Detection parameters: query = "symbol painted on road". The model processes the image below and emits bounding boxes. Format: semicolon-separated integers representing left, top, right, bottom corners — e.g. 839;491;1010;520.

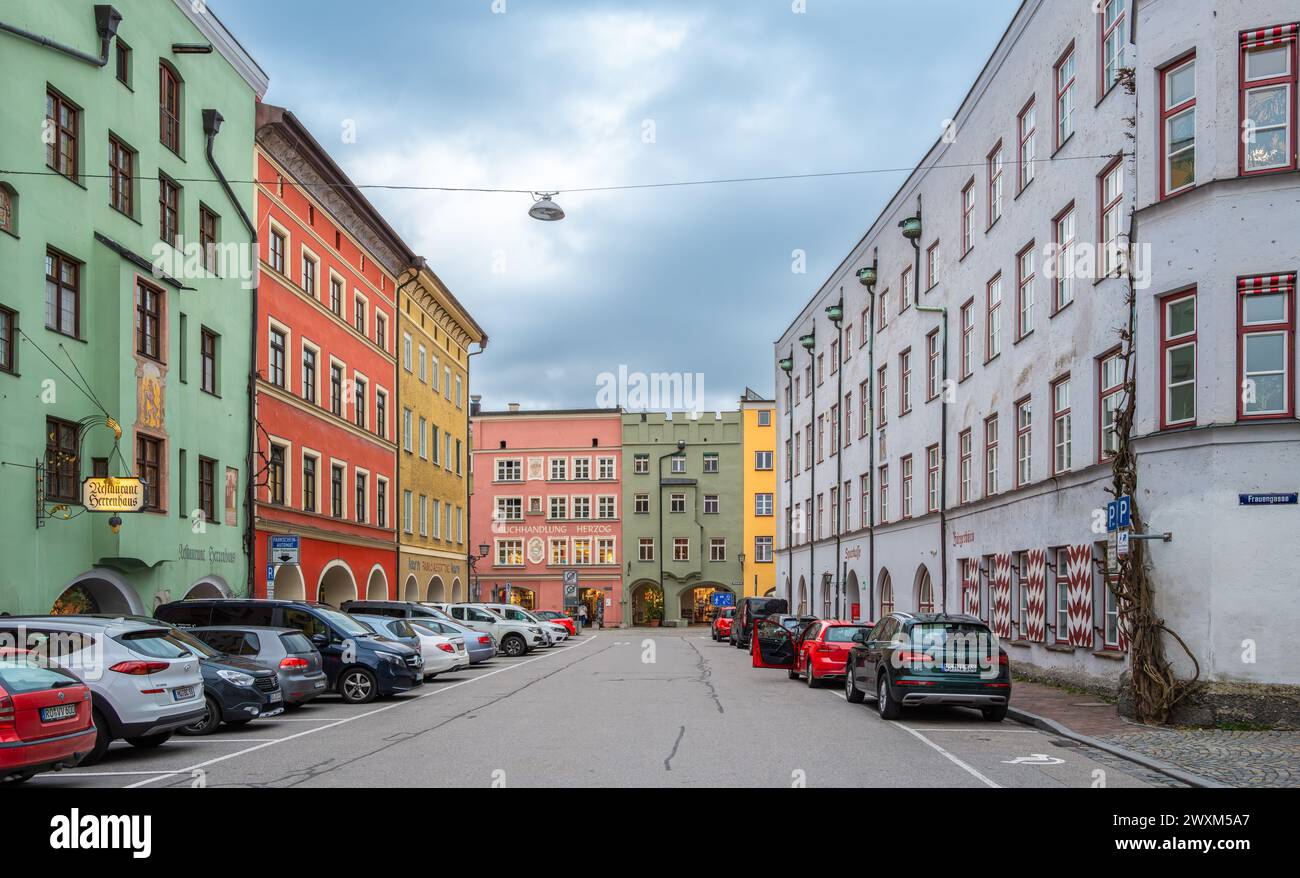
1002;754;1065;765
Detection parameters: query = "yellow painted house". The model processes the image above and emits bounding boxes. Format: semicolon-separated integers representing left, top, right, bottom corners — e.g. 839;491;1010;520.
396;261;486;604
740;389;777;598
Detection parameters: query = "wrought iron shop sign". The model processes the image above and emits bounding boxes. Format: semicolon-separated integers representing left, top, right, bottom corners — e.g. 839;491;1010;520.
81;477;145;512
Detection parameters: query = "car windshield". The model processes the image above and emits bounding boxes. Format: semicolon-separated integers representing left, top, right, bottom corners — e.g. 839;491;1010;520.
0;659;82;693
317;608;375;637
825;626;868;643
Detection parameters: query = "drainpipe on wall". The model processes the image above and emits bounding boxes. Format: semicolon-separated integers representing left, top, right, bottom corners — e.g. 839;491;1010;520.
827;294;845;618
0;5;121;67
202;110;259;599
780;352;794;606
465;343;486;599
392;266;424;599
806;332;816;613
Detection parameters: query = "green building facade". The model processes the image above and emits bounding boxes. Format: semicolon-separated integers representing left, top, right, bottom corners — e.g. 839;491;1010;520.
0;1;268;614
621;411;744;626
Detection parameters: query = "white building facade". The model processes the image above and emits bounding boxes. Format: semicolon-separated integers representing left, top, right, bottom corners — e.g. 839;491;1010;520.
775;0;1300;693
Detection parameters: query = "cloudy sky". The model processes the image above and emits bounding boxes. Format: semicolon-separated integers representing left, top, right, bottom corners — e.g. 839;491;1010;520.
215;0;1019;412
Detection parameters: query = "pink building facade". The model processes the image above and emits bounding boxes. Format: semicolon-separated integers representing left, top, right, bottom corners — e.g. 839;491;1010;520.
470;407;623;627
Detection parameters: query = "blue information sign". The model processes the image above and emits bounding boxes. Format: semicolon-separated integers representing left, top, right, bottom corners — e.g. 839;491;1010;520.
1106;496;1132;532
711;592;735;607
1239;493;1298;506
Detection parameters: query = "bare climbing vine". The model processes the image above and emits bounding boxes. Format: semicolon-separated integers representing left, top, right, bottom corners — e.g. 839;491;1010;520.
1102;68;1199;724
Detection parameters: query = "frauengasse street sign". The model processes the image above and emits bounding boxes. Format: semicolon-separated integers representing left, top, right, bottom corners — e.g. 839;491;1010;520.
81;477;145;512
1239;493;1298;506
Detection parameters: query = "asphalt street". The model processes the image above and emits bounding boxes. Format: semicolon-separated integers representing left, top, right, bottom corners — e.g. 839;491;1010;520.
34;629;1179;788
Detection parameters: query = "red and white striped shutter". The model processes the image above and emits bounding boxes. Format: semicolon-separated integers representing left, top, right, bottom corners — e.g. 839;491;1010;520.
1066;544;1094;648
1025;549;1047;642
1237;274;1297;296
991;553;1013;639
1240;23;1298;50
961;559;979;617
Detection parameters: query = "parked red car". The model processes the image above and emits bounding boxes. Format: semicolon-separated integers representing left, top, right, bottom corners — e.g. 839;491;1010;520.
711;607;735;642
534;611;577;637
0;650;97;784
788;620;872;687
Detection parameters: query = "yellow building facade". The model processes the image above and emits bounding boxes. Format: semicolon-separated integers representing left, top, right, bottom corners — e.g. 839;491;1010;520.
740;390;777;598
396;262;486;604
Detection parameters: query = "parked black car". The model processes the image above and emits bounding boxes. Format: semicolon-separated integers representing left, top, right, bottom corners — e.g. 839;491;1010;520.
731;596;790;650
843;612;1011;721
340;600;448;620
187;627;327;708
155;600;423;705
162;628;284;736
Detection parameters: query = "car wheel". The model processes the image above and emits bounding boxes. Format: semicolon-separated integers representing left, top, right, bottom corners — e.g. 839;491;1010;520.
338;668;378;704
806;659;818;688
501;634;527;658
180;697;223;736
125;731;172;748
79;709;114;766
982;705;1009;722
845;665;865;703
877;674;902;720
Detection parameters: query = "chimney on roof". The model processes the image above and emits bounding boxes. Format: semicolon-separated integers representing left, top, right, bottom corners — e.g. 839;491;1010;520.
470;395;482;416
508;402;520;413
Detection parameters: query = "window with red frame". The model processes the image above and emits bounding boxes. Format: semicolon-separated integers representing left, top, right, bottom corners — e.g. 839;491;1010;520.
1099;0;1127;97
1018;98;1037;190
859;474;870;528
1238;273;1295;419
1052;204;1076;312
899;349;912;415
901;267;912;313
926;444;940;513
1160;289;1197;428
1016;242;1035;339
1015;397;1032;487
926;329;940;400
1055;44;1077;148
959;299;974;379
1098;350;1125;460
1240;24;1298;174
877;365;888;425
859;379;869;437
984;414;999;496
926;241;940;290
1052;375;1072;475
986;274;1003;360
961;180;975;254
878;287;889;331
159;63;181;154
1099;159;1125;276
958;428;972;503
1159;54;1196;197
900;455;913;519
878;464;889;524
844;391;853;445
987;140;1004;226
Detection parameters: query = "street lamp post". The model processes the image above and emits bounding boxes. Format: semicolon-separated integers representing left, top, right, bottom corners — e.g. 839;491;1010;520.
778;353;794;606
469;543;489;602
799;329;816;615
857;252;878;621
826;298;844;618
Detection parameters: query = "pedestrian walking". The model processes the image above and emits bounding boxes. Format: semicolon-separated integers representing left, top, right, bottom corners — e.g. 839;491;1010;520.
578;603;588;633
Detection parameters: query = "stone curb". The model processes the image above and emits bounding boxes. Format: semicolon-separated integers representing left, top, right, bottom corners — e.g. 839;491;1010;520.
1006;706;1230;789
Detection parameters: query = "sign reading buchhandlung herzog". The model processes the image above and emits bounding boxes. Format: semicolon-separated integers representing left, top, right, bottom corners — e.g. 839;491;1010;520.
81;477;146;513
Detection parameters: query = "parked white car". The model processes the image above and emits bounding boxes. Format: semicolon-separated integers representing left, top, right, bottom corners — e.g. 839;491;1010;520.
443;604;546;657
479;604;569;646
0;616;205;765
352;615;467;678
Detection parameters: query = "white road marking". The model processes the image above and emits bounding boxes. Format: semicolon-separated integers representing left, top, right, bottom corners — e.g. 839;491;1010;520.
828;685;1002;788
119;634;599;789
184;738;282;744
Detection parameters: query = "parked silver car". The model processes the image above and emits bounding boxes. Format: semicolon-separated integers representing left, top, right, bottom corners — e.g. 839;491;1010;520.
187;626;328;707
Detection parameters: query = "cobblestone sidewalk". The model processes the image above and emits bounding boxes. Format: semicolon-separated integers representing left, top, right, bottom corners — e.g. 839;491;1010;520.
1010;680;1300;788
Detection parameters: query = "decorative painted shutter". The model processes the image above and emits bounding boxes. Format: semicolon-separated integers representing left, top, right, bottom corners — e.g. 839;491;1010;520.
961;559;979;616
991;553;1013;639
1025;549;1047;642
1066;544;1095;648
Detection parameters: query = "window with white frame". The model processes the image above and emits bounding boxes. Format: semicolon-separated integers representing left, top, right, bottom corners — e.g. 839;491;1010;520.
959;429;972;503
927;445;940;513
878;464;889;523
755;493;773;516
496;458;522;482
495;496;522;521
573;457;591;480
960;300;974;379
549;457;567;480
634;493;649;514
549;496;567;520
901;456;913;519
1238;274;1295;418
926;331;940;400
961;180;975;254
573;538;592;565
634;454;649;474
1017;243;1035;339
1055;44;1077;147
639;538;655;562
1240;27;1297;173
598;538;616;564
550;538;569;566
572;496;591;519
1100;161;1124;276
899;349;912;414
1161;55;1196;196
703;494;719;514
1018;98;1037;189
1100;0;1127;95
598;495;616;519
673;538;689;561
987;141;1004;226
710;538;726;562
986;275;1002;360
984;414;999;496
1054;547;1070;641
754;450;774;470
1053;206;1076;311
670;455;686;474
1099;351;1125;459
703;453;719;473
755;536;773;563
598;456;616;479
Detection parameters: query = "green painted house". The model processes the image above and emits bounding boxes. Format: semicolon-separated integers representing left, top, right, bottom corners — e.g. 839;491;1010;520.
0;1;268;614
621;411;744;626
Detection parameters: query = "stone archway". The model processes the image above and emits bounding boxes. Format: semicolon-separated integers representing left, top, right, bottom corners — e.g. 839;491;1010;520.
878;569;894;617
272;564;306;602
451;578;464;602
677;583;733;625
365;565;388;600
317;561;357;608
185;576;232;601
630;580;663;626
819;575;831;618
845;570;862;621
427;575;446;603
402;575;420;602
51;569;143;616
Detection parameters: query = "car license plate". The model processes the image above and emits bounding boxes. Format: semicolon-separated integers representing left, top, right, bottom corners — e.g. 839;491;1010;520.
313;680;326;689
268;690;282;702
172;685;195;701
41;704;77;722
942;664;977;673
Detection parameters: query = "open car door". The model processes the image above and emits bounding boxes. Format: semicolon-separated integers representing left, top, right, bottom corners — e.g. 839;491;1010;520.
750;618;797;670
